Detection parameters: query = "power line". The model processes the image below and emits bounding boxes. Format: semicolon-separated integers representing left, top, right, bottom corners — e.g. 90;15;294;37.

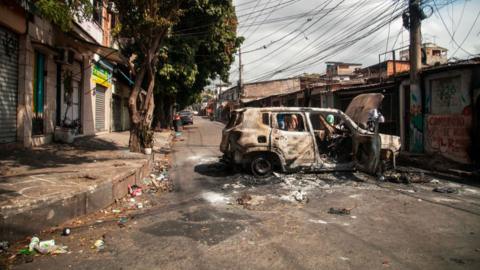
432;0;475;56
247;0;406;82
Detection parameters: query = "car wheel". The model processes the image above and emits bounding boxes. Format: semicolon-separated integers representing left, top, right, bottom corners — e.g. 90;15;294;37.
250;155;273;178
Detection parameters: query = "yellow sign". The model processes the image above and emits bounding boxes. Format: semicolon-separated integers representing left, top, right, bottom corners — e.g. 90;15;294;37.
92;64;112;88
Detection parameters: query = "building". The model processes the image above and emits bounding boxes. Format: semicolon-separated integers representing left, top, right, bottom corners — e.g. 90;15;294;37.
400;42;448;67
357;60;410;82
399;58;479;164
325;62;362;81
0;0;127;148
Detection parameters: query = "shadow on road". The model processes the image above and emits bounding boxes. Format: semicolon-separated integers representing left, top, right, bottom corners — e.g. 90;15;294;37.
194;162;238;178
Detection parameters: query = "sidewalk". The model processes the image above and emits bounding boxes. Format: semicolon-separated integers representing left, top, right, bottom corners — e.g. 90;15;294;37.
0;131;172;241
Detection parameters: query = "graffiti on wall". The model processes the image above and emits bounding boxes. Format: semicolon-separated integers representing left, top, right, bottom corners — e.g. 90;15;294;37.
430;76;470;115
409;87;423;152
426;115;471;164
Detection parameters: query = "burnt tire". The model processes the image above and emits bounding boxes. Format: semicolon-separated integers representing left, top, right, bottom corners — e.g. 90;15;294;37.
250;155;273;178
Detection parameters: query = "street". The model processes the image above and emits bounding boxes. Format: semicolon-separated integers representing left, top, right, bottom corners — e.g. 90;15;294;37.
7;117;480;270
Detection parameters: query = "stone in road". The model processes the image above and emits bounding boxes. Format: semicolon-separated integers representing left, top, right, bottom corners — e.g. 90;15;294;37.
11;117;480;270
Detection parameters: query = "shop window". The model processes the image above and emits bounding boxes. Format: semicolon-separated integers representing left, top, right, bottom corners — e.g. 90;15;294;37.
33;51;45;135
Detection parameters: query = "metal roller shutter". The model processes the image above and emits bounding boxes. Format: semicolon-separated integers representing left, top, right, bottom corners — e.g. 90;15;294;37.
0;27;18;144
95;86;106;131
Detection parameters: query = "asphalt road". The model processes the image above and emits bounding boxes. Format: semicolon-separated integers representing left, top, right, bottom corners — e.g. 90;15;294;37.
10;116;480;270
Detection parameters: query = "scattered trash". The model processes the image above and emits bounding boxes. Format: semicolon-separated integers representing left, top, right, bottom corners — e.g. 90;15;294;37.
433;187;458;194
27;238;68;255
62;228;71;236
309;219;328;224
136;203;143;209
293;190;308;203
142;177;153;185
328;207;351;215
18;248;32;255
0;241;8;252
119;216;128;222
93;239;105;251
128;184;143;197
28;237;40;252
112;209;121;214
236;193;252;206
430;179;440;184
382;170;427;184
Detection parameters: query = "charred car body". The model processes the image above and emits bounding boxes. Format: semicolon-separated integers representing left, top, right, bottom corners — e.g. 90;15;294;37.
220;94;400;177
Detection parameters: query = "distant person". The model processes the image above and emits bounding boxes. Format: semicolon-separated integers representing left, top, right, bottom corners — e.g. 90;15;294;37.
326;114;335;125
288;114;299;131
367;108;385;132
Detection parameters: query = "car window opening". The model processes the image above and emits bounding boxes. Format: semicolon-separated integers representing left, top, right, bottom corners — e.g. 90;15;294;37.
309;113;353;163
276;113;305;132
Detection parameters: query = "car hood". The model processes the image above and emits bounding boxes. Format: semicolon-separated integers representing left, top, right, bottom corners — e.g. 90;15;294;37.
344;93;384;128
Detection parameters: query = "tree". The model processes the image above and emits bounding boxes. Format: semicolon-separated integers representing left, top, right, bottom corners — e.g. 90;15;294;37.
112;0;183;152
35;0;92;31
153;0;242;128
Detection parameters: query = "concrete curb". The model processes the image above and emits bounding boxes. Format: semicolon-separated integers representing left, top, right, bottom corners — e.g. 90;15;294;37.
0;152;162;242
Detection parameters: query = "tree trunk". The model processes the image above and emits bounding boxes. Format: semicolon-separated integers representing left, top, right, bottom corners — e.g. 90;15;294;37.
127;26;170;152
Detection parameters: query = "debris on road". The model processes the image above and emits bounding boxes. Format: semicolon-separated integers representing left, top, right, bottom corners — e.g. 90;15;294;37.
236;193;252;206
236;193;266;208
430;179;440;184
93;239;105;251
61;228;71;236
293;190;309;203
433;187;458;194
27;237;68;255
128;184;143;197
328;207;351;215
309;219;328;224
0;241;8;253
382;170;427;184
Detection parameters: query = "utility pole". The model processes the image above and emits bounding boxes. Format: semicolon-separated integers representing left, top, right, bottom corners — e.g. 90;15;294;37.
409;0;422;97
238;47;243;101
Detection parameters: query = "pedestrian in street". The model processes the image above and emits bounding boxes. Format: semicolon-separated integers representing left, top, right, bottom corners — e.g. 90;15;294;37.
173;113;182;132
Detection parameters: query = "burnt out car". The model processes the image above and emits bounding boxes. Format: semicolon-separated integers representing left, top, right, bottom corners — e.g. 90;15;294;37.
220;94;400;177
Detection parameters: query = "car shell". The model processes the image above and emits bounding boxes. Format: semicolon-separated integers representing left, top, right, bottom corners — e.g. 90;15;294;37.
220;105;400;175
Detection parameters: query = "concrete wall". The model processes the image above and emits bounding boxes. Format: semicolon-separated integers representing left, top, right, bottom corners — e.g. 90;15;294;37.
17;15;57;147
82;56;96;135
424;68;473;164
243;78;300;99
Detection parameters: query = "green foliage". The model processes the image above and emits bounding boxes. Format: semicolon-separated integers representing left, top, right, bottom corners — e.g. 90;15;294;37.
156;0;243;108
112;0;183;67
35;0;92;31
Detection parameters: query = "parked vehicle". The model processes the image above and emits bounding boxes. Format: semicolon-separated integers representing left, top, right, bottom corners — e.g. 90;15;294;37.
220;94;400;177
179;111;194;125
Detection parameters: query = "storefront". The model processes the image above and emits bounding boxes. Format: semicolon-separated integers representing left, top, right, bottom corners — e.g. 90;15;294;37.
92;62;112;132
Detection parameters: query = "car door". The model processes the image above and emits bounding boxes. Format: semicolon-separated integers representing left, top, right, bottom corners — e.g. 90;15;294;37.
271;112;315;170
352;129;381;175
343;93;385;175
